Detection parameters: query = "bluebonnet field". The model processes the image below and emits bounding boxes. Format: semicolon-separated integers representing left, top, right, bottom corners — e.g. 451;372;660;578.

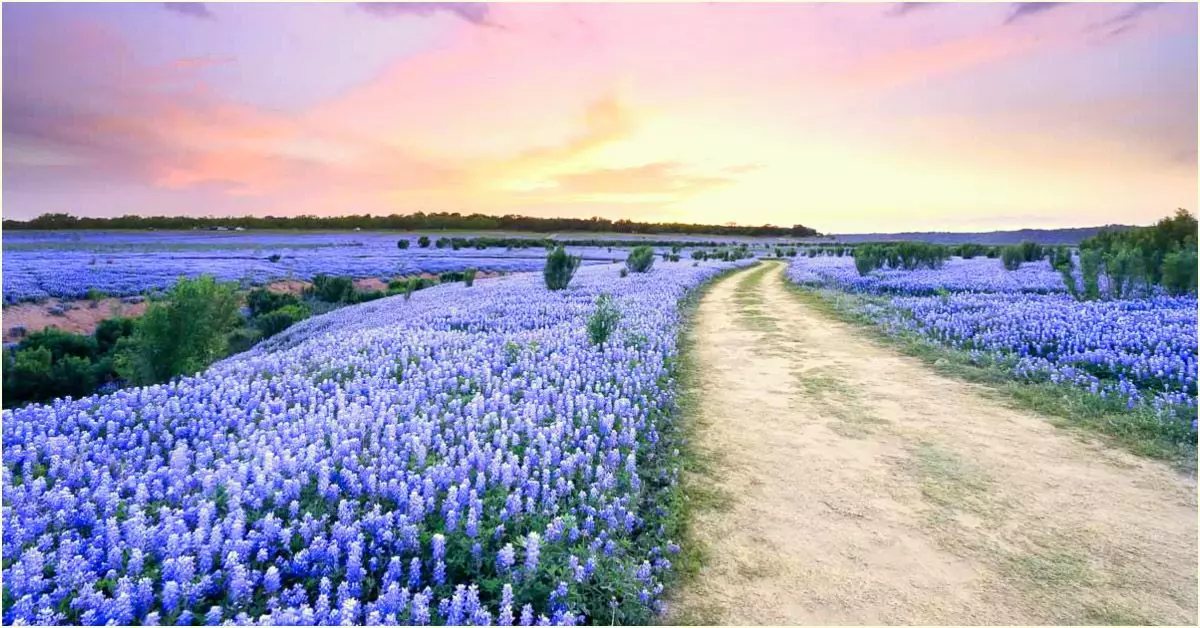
1;232;635;303
786;255;1198;427
2;260;752;626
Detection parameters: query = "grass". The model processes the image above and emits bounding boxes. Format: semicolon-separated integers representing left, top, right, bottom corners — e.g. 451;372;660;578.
784;284;1197;472
730;265;778;333
657;262;759;626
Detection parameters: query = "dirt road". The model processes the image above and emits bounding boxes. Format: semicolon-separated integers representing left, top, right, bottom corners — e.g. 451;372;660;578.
668;262;1197;625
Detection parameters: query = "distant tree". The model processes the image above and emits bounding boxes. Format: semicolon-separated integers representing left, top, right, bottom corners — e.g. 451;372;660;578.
464;268;478;287
397;239;410;250
418;236;431;248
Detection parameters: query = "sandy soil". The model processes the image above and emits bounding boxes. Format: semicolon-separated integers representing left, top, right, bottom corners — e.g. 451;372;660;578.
3;298;147;343
668;262;1197;625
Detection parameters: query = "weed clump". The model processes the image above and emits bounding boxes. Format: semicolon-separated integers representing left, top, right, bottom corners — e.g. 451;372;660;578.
587;293;621;346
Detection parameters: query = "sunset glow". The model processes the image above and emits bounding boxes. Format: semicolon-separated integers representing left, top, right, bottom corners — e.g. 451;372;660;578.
4;2;1197;232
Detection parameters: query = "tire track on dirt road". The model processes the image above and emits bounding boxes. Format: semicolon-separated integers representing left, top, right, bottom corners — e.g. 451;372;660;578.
668;262;1196;625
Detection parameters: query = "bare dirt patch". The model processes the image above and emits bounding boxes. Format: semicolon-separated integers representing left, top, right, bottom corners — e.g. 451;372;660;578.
3;298;147;343
668;262;1197;625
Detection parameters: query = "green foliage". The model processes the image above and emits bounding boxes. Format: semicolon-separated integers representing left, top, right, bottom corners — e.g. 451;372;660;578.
464;268;477;287
2;346;97;407
17;327;99;361
246;288;301;318
308;274;355;303
7;211;822;239
85;287;107;302
439;271;464;284
1080;249;1102;301
1017;240;1045;262
116;275;241;385
543;246;581;290
94;317;136;354
1161;247;1197;296
267;253;282;263
626;245;656;273
619;268;628;278
1080;208;1197;293
418;235;430;248
255;304;310;338
226;327;263;354
1000;246;1024;271
1104;247;1144;299
397;239;410;249
354;290;386;303
403;277;420;300
1055;254;1081;300
691;250;705;260
586;293;621;346
853;242;951;275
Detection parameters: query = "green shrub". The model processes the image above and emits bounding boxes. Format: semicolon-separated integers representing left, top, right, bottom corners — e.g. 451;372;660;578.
418;236;430;248
246;288;301;318
544;246;581;290
309;274;355;303
95;317;136;354
267;254;282;263
1000;246;1023;271
464;268;477;287
1080;249;1102;301
619;268;628;278
397;239;410;250
18;327;99;362
435;237;449;249
586;293;621;346
625;246;656;273
691;250;705;260
116;275;241;385
354;290;386;303
1161;247;1197;296
403;277;420;300
226;327;263;354
255;304;310;338
439;271;464;284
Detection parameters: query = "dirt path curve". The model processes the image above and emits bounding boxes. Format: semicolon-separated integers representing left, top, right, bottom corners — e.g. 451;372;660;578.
668;262;1196;626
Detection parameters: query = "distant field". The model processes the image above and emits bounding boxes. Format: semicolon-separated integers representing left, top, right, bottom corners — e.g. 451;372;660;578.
2;230;763;302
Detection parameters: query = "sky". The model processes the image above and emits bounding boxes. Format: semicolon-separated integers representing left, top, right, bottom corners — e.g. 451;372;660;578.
2;2;1197;233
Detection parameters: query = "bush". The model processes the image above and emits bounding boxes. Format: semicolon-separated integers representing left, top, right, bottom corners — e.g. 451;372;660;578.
1161;247;1197;296
418;236;430;248
619;268;628;278
625;246;656;273
246;288;301;318
1000;246;1023;271
691;250;705;260
354;290;386;303
226;327;263;354
1080;249;1102;301
95;317;136;354
439;271;464;284
464;268;477;287
544;246;581;290
309;274;355;303
255;304;310;338
403;277;420;301
397;239;410;250
116;275;241;385
586;293;621;346
267;254;282;263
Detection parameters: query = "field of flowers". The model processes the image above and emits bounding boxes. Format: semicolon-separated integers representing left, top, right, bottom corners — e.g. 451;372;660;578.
1;232;637;303
2;260;751;625
787;255;1198;428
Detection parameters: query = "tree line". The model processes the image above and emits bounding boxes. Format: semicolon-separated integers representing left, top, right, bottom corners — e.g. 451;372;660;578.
3;212;821;238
